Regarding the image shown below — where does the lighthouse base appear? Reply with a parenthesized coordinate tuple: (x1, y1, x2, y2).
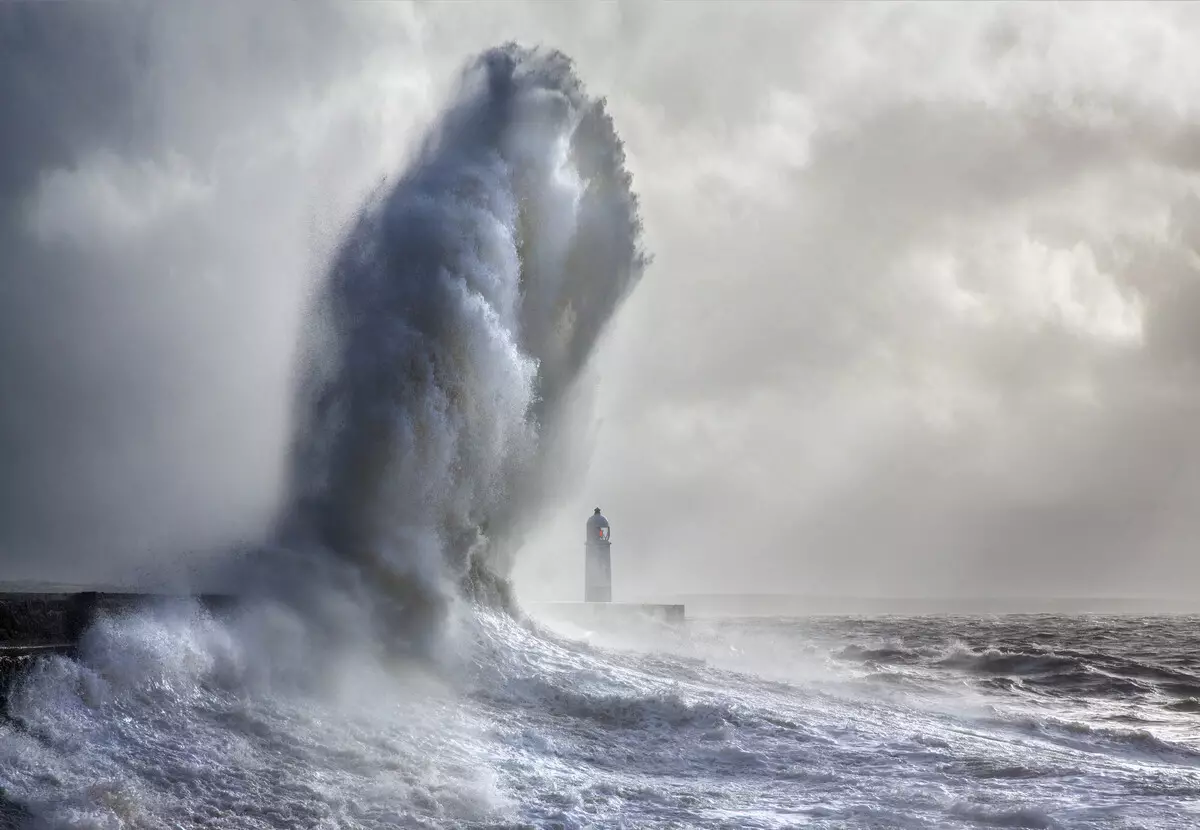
(583, 543, 612, 603)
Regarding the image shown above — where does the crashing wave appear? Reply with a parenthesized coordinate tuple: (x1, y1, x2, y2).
(277, 44, 648, 630)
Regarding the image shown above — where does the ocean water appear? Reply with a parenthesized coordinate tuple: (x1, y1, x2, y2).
(2, 605, 1198, 829)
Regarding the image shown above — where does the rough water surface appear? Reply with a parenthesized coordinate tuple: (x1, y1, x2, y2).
(2, 610, 1198, 829)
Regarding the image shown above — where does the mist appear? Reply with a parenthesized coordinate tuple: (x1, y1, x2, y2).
(3, 2, 1200, 604)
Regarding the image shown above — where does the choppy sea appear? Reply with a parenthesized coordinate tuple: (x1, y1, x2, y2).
(2, 606, 1198, 829)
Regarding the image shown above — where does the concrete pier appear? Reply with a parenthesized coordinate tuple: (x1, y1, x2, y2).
(527, 600, 685, 626)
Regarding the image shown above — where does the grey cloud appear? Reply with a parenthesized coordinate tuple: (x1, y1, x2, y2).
(5, 2, 1200, 603)
(513, 1, 1200, 603)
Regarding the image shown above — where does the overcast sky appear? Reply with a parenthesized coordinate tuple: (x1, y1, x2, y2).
(3, 1, 1200, 600)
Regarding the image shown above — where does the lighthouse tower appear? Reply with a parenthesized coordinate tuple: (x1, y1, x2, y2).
(584, 507, 612, 602)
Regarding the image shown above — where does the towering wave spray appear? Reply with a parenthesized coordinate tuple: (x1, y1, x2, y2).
(278, 45, 647, 627)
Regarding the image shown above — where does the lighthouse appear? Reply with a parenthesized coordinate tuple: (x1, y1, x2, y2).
(584, 507, 612, 602)
(524, 507, 684, 623)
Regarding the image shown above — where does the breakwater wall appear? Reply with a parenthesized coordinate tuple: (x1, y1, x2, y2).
(0, 591, 237, 718)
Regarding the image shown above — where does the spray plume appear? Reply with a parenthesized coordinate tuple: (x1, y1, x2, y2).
(276, 44, 648, 630)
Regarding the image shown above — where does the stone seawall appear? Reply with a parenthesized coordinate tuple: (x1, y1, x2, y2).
(0, 592, 96, 647)
(0, 591, 238, 720)
(0, 591, 239, 646)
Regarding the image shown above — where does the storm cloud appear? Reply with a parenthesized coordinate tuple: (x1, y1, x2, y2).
(3, 2, 1199, 602)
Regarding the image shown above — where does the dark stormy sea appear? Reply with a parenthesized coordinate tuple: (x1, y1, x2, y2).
(2, 608, 1198, 829)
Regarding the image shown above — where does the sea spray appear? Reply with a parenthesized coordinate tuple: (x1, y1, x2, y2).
(278, 44, 649, 632)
